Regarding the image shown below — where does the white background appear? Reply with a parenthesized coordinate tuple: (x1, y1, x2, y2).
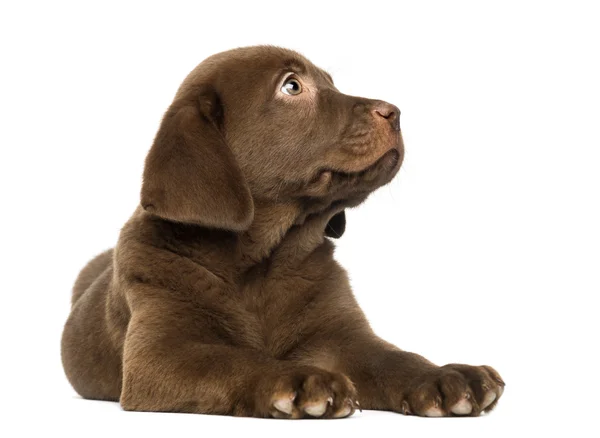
(1, 1, 598, 436)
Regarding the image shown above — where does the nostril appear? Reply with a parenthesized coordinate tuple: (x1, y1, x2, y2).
(373, 102, 401, 130)
(375, 109, 395, 120)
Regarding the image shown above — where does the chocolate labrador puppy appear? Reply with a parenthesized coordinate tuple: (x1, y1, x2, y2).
(61, 46, 504, 419)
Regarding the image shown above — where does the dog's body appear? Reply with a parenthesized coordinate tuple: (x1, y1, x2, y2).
(62, 46, 504, 418)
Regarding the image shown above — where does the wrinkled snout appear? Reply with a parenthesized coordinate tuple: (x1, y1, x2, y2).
(329, 94, 403, 169)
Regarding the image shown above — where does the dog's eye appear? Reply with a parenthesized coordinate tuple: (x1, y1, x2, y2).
(281, 78, 302, 95)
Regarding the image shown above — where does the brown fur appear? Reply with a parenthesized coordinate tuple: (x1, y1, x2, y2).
(61, 46, 504, 418)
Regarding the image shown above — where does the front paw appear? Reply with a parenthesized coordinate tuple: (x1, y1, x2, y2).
(401, 364, 505, 417)
(256, 367, 358, 419)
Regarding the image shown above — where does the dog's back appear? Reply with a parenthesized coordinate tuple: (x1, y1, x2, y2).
(71, 249, 113, 305)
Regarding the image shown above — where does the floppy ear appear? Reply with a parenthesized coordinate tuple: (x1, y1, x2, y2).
(325, 210, 346, 238)
(141, 86, 254, 231)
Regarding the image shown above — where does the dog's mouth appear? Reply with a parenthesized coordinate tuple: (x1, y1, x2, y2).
(319, 147, 402, 184)
(326, 148, 402, 179)
(300, 147, 402, 198)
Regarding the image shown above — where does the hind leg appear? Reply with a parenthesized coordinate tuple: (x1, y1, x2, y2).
(62, 264, 124, 401)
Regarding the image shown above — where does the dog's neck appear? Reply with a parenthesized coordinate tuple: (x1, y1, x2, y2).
(134, 201, 341, 277)
(236, 199, 339, 270)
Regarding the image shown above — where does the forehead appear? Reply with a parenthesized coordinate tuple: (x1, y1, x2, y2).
(226, 46, 329, 80)
(180, 47, 330, 93)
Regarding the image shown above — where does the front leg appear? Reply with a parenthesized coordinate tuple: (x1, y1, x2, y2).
(121, 306, 358, 418)
(298, 337, 505, 417)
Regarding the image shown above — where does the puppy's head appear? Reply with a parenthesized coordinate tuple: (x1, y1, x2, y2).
(141, 46, 403, 236)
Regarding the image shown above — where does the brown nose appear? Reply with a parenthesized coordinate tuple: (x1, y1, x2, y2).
(373, 102, 400, 131)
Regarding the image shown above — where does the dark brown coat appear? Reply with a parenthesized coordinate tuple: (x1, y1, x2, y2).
(61, 46, 504, 419)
